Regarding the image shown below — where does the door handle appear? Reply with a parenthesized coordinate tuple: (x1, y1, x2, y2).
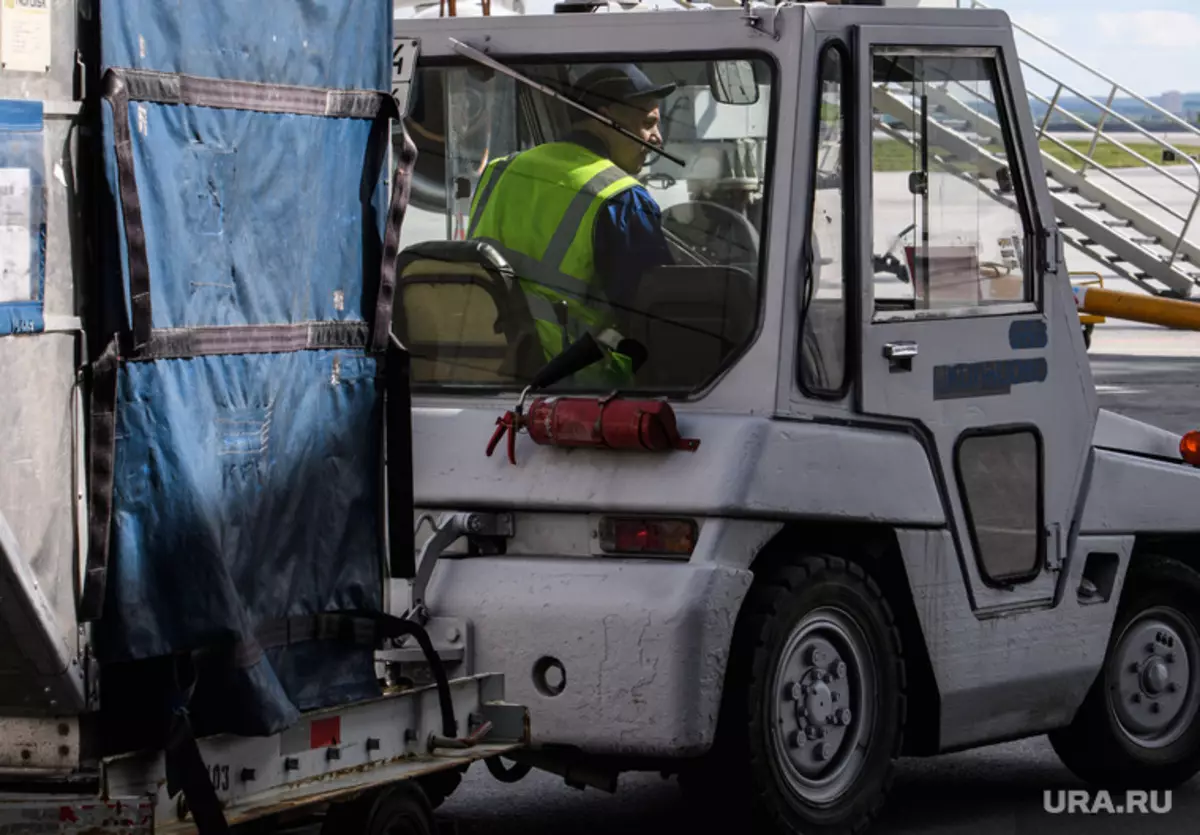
(884, 341, 918, 359)
(883, 340, 918, 371)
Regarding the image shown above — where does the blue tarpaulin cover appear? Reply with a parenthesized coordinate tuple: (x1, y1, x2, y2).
(93, 1, 394, 739)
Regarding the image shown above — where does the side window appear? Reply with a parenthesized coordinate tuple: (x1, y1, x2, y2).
(870, 48, 1034, 318)
(955, 429, 1043, 585)
(800, 43, 849, 397)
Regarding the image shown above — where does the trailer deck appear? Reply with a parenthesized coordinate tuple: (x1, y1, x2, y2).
(0, 674, 527, 833)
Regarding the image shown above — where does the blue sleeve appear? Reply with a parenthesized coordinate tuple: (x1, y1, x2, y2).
(592, 186, 674, 324)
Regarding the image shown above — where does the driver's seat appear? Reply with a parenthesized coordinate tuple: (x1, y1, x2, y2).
(392, 240, 543, 383)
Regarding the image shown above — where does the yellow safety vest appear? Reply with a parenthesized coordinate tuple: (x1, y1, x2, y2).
(467, 141, 642, 384)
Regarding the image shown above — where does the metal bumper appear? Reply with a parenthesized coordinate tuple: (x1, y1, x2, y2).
(426, 557, 755, 758)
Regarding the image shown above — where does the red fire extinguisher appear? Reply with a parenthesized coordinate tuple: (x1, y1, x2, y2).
(486, 392, 700, 465)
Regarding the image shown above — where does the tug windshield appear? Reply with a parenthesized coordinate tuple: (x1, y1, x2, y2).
(394, 55, 774, 394)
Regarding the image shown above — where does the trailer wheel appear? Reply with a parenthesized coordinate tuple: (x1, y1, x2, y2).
(485, 755, 533, 783)
(416, 763, 466, 809)
(684, 554, 906, 835)
(319, 782, 435, 835)
(1049, 554, 1200, 789)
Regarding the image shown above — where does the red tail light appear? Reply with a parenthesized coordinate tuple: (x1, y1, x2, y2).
(598, 517, 697, 556)
(1182, 431, 1200, 467)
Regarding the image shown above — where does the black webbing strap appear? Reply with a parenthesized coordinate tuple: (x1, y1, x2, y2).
(165, 653, 230, 834)
(252, 613, 380, 655)
(241, 612, 457, 738)
(370, 119, 418, 352)
(137, 322, 371, 360)
(79, 338, 120, 623)
(103, 71, 153, 351)
(113, 67, 395, 119)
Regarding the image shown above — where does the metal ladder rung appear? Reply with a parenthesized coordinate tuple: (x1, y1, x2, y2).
(1075, 202, 1104, 211)
(1103, 219, 1133, 227)
(1132, 236, 1158, 245)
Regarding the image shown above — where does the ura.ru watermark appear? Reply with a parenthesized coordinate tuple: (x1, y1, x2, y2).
(1043, 789, 1172, 815)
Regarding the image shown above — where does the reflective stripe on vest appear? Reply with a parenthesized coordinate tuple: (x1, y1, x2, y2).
(467, 142, 640, 346)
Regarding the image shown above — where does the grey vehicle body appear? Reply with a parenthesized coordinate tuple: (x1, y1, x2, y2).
(398, 1, 1200, 763)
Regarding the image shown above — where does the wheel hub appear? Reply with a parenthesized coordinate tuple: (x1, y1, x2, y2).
(802, 675, 837, 727)
(770, 608, 874, 806)
(1110, 609, 1198, 747)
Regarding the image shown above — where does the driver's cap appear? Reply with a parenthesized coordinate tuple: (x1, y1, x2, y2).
(573, 64, 676, 110)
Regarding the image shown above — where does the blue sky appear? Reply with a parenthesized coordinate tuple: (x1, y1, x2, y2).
(985, 0, 1200, 97)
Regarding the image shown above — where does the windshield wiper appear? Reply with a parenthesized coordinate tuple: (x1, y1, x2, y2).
(448, 38, 686, 167)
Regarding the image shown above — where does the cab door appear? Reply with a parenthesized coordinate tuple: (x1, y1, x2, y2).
(852, 24, 1097, 613)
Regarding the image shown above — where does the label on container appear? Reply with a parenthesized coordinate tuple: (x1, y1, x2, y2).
(0, 0, 52, 74)
(0, 167, 32, 302)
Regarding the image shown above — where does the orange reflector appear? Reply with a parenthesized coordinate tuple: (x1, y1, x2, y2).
(598, 517, 697, 556)
(1182, 432, 1200, 467)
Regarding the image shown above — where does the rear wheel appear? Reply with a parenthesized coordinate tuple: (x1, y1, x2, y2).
(682, 555, 907, 835)
(1049, 554, 1200, 789)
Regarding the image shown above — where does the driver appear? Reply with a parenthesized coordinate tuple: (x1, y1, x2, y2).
(467, 63, 675, 381)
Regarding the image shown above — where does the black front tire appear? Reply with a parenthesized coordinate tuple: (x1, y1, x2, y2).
(682, 554, 907, 835)
(1049, 554, 1200, 789)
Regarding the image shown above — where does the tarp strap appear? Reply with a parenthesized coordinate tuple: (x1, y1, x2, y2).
(371, 120, 418, 353)
(107, 67, 397, 119)
(103, 72, 154, 351)
(165, 653, 230, 834)
(252, 614, 380, 654)
(79, 337, 120, 623)
(243, 612, 457, 738)
(101, 66, 398, 356)
(135, 322, 371, 360)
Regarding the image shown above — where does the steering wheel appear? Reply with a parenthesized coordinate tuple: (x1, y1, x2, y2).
(661, 200, 760, 268)
(874, 222, 915, 284)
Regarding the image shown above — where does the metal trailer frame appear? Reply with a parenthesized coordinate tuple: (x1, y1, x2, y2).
(0, 673, 529, 834)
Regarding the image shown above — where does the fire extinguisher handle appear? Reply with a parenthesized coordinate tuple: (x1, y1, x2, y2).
(486, 411, 522, 465)
(487, 413, 511, 458)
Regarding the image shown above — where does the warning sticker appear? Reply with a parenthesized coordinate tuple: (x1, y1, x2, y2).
(0, 0, 52, 74)
(0, 167, 32, 303)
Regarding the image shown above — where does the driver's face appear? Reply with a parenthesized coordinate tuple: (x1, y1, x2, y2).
(602, 98, 663, 175)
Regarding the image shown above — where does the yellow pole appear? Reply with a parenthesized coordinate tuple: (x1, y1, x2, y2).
(1073, 285, 1200, 330)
